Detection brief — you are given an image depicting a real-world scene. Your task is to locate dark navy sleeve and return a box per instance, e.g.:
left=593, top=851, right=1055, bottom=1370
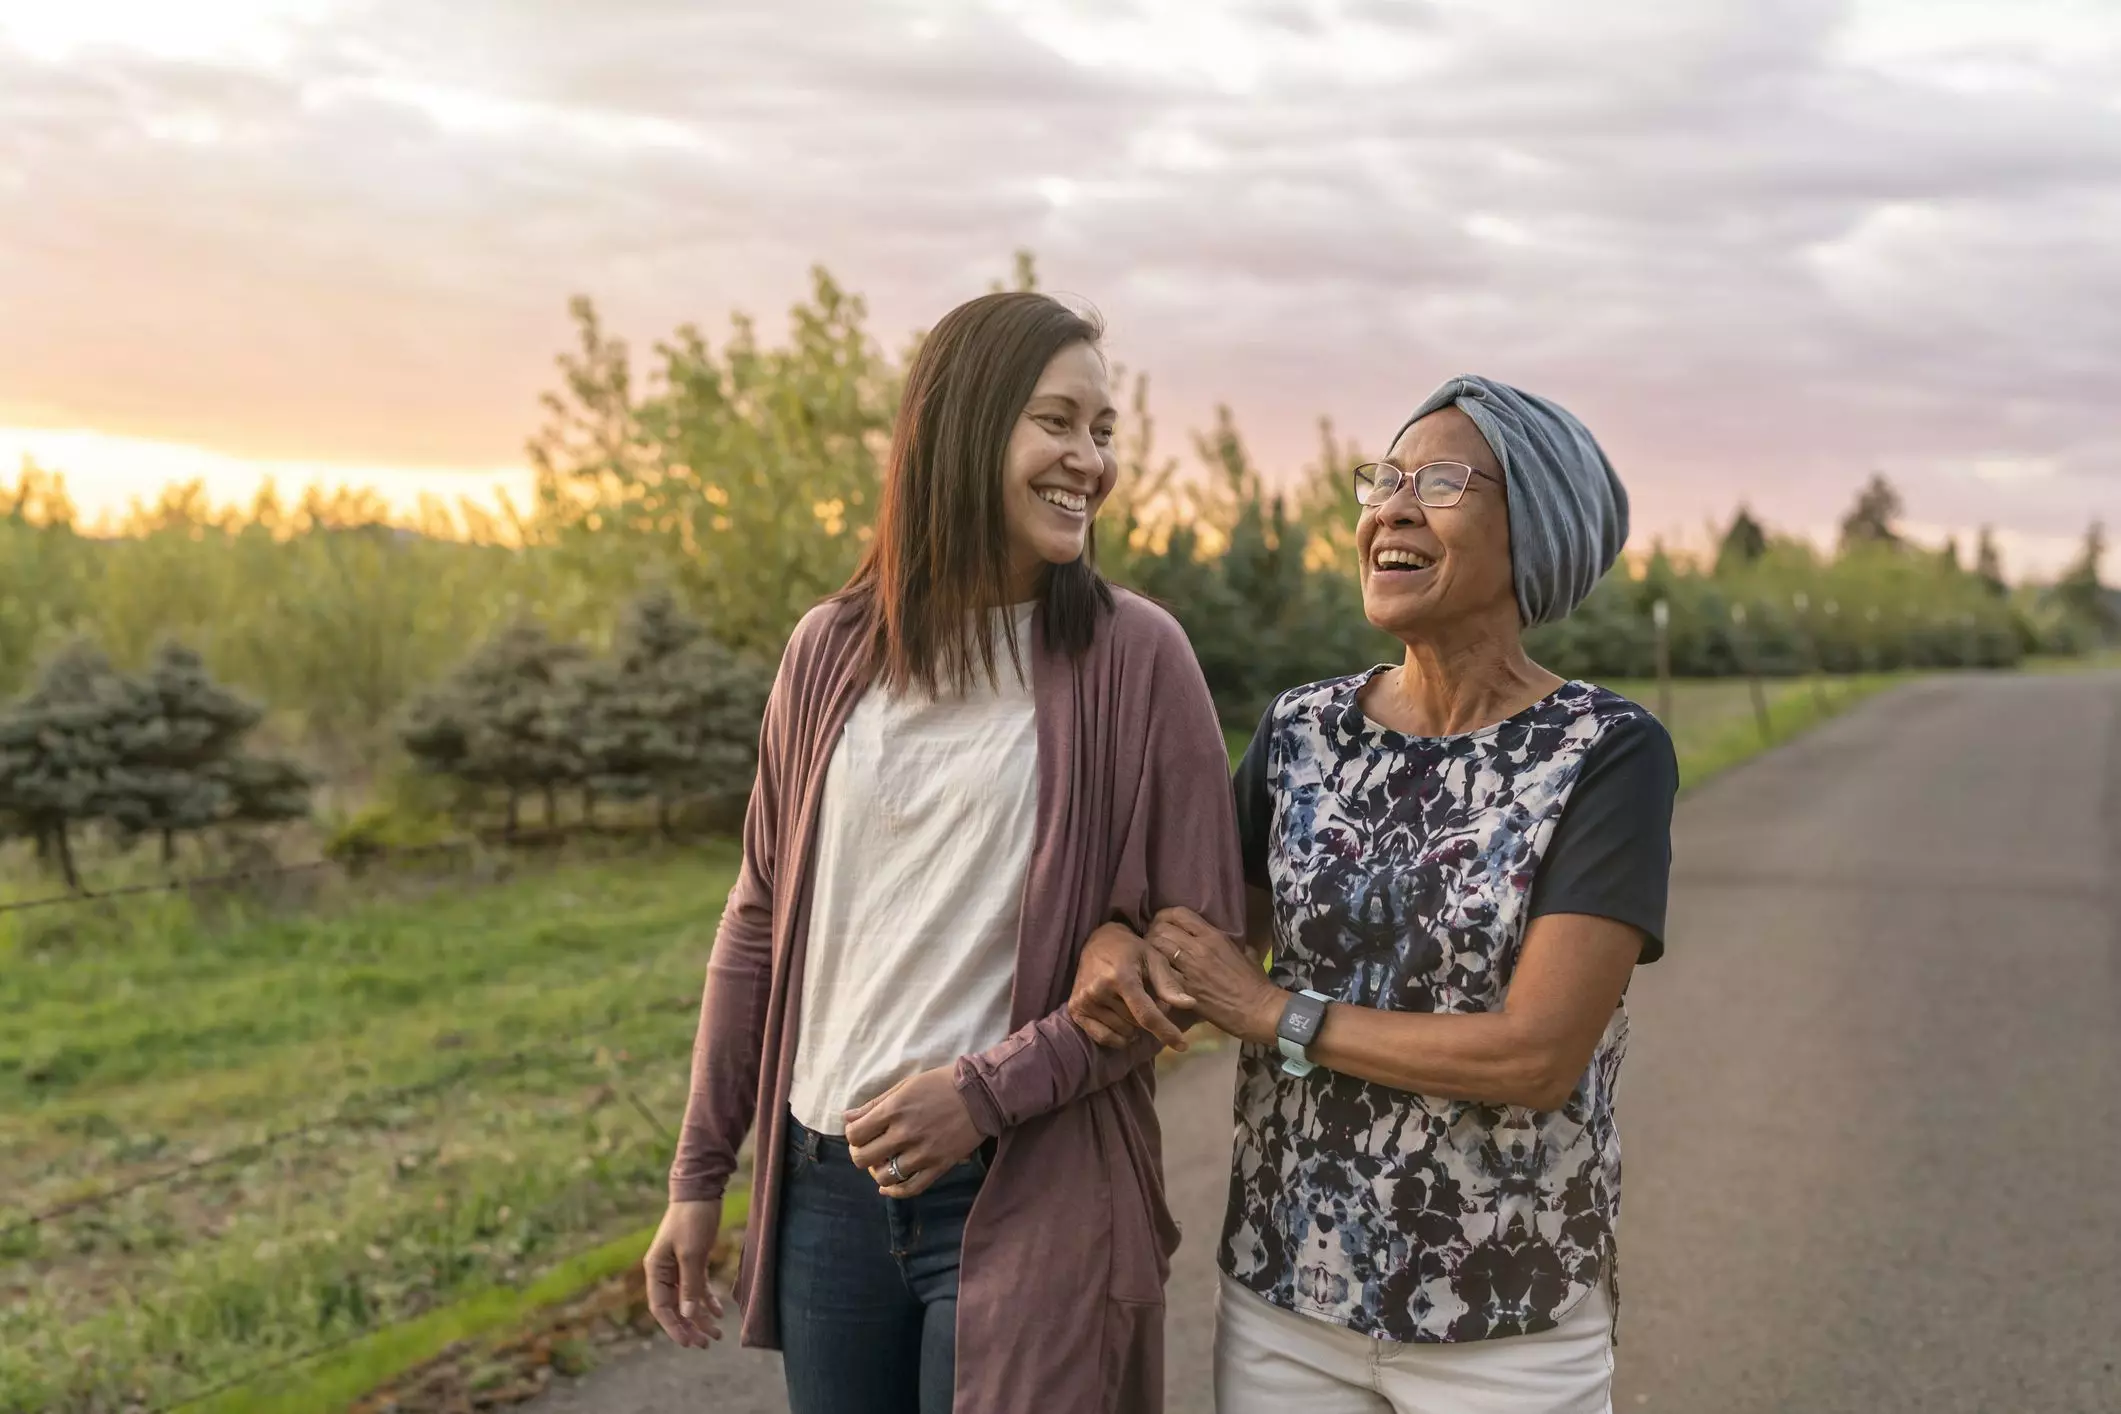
left=1527, top=711, right=1679, bottom=963
left=1232, top=703, right=1276, bottom=891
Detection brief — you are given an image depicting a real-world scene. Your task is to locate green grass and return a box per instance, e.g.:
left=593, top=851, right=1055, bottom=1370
left=1, top=844, right=742, bottom=1414
left=186, top=1187, right=753, bottom=1414
left=11, top=672, right=1902, bottom=1413
left=184, top=1222, right=659, bottom=1414
left=1227, top=673, right=1903, bottom=788
left=1594, top=673, right=1903, bottom=789
left=2022, top=646, right=2121, bottom=674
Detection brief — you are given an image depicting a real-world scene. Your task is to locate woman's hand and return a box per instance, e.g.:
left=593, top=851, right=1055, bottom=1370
left=644, top=1199, right=726, bottom=1349
left=1147, top=906, right=1287, bottom=1046
left=1068, top=921, right=1196, bottom=1050
left=845, top=1066, right=984, bottom=1198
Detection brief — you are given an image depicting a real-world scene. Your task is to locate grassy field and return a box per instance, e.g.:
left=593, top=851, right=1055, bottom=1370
left=1, top=844, right=740, bottom=1413
left=7, top=672, right=1908, bottom=1412
left=1597, top=672, right=1900, bottom=788
left=1226, top=672, right=1903, bottom=787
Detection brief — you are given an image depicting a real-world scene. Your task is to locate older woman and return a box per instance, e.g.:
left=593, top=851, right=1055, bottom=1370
left=1072, top=375, right=1676, bottom=1413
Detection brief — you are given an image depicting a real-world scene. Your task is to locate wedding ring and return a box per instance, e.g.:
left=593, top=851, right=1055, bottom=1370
left=887, top=1155, right=907, bottom=1184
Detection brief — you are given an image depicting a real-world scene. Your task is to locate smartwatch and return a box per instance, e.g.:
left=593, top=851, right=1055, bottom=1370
left=1275, top=990, right=1332, bottom=1077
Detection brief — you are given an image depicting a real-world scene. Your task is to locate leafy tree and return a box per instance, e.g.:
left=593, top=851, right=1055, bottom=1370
left=400, top=620, right=588, bottom=834
left=1095, top=371, right=1181, bottom=587
left=990, top=248, right=1039, bottom=293
left=0, top=462, right=92, bottom=700
left=1714, top=506, right=1769, bottom=576
left=528, top=270, right=900, bottom=656
left=1838, top=474, right=1905, bottom=551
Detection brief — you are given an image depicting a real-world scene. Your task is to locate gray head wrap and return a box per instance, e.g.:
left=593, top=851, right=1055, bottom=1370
left=1388, top=375, right=1628, bottom=627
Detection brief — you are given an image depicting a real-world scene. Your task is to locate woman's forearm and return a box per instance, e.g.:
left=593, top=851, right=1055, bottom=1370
left=1233, top=991, right=1579, bottom=1110
left=1230, top=890, right=1555, bottom=1106
left=670, top=934, right=773, bottom=1201
left=1226, top=911, right=1643, bottom=1112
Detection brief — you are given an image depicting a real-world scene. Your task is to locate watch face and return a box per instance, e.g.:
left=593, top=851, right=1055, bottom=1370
left=1288, top=1014, right=1315, bottom=1036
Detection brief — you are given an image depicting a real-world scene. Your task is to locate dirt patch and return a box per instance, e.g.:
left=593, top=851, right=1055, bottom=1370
left=349, top=1234, right=740, bottom=1414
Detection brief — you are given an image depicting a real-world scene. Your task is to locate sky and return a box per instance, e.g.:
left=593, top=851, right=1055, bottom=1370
left=3, top=0, right=2119, bottom=577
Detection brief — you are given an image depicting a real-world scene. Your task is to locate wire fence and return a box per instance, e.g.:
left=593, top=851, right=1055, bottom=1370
left=4, top=829, right=699, bottom=1413
left=0, top=819, right=645, bottom=917
left=1, top=1028, right=673, bottom=1240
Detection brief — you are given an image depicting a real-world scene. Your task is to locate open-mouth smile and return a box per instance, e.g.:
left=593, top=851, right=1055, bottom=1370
left=1037, top=487, right=1089, bottom=516
left=1372, top=546, right=1437, bottom=574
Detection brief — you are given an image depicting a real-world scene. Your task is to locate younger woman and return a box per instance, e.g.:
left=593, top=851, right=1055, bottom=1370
left=644, top=291, right=1244, bottom=1414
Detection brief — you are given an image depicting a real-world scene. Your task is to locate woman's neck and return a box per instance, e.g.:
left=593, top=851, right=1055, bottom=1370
left=1366, top=619, right=1563, bottom=737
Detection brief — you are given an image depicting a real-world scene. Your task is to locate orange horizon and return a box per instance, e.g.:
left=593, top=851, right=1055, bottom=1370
left=0, top=421, right=2092, bottom=584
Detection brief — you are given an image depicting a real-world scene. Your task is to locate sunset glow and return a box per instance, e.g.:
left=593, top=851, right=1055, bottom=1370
left=4, top=0, right=2117, bottom=577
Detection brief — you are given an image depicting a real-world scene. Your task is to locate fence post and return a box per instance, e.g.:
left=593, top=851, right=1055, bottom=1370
left=1823, top=598, right=1839, bottom=674
left=1652, top=598, right=1673, bottom=727
left=1794, top=592, right=1829, bottom=713
left=1731, top=602, right=1772, bottom=744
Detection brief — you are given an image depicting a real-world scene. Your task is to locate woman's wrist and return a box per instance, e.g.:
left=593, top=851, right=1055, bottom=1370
left=1242, top=986, right=1293, bottom=1049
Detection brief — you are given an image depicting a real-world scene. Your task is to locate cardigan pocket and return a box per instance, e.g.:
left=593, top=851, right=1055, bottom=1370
left=1099, top=1295, right=1166, bottom=1414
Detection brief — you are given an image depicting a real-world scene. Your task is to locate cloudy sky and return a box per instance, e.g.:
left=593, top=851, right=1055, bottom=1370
left=3, top=0, right=2119, bottom=575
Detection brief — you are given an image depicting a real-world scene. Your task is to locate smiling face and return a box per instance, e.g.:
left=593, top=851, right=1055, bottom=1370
left=1357, top=405, right=1517, bottom=637
left=1001, top=340, right=1117, bottom=596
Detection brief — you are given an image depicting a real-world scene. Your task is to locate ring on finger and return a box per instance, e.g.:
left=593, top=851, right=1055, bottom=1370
left=886, top=1155, right=908, bottom=1185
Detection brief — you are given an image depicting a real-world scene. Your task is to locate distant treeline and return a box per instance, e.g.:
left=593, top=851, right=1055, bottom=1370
left=1, top=261, right=2112, bottom=781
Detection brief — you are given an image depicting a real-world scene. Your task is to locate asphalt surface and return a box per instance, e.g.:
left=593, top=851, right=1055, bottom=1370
left=526, top=671, right=2121, bottom=1413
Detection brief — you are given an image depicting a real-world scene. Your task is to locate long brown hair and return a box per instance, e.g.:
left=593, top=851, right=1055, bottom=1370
left=842, top=291, right=1115, bottom=697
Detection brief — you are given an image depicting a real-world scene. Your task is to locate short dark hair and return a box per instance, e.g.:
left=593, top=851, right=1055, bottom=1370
left=841, top=291, right=1114, bottom=697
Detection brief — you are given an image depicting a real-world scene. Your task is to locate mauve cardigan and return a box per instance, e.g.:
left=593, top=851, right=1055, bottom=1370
left=670, top=587, right=1246, bottom=1412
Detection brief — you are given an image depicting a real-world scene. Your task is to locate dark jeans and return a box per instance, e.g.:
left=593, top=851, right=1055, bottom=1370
left=776, top=1114, right=992, bottom=1414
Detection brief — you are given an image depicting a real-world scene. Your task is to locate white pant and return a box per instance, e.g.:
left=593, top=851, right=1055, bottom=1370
left=1214, top=1274, right=1615, bottom=1414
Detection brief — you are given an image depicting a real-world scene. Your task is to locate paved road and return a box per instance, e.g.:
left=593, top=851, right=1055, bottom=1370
left=1614, top=672, right=2121, bottom=1413
left=529, top=672, right=2121, bottom=1413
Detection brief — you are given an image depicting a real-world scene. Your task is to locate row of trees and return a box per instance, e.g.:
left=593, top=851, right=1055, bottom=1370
left=397, top=591, right=768, bottom=835
left=2, top=259, right=2113, bottom=781
left=0, top=641, right=313, bottom=890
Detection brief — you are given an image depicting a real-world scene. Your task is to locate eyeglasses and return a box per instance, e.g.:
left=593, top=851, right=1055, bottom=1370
left=1351, top=460, right=1494, bottom=509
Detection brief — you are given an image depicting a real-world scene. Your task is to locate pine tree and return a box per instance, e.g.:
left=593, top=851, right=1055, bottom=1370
left=1714, top=506, right=1769, bottom=576
left=1838, top=474, right=1905, bottom=551
left=217, top=753, right=315, bottom=829
left=0, top=641, right=132, bottom=891
left=400, top=619, right=587, bottom=834
left=103, top=642, right=258, bottom=863
left=2052, top=521, right=2113, bottom=636
left=1975, top=525, right=2007, bottom=595
left=575, top=590, right=769, bottom=836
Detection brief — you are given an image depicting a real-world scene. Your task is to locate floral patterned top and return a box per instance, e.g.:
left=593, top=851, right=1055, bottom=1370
left=1219, top=670, right=1677, bottom=1344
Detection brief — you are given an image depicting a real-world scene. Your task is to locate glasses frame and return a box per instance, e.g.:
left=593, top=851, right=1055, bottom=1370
left=1351, top=459, right=1498, bottom=510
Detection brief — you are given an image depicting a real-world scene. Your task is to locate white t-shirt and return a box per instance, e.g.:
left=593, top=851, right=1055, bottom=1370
left=787, top=607, right=1040, bottom=1135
